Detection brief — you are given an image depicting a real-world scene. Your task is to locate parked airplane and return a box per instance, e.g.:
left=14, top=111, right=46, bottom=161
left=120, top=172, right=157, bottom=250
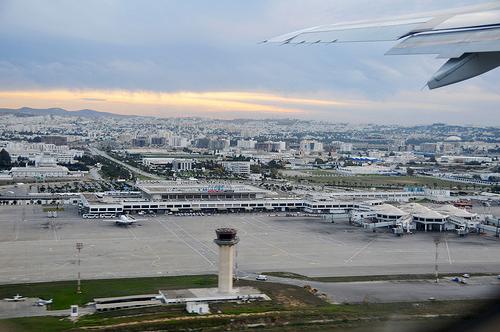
left=264, top=2, right=500, bottom=89
left=4, top=294, right=27, bottom=302
left=34, top=298, right=53, bottom=306
left=113, top=214, right=143, bottom=227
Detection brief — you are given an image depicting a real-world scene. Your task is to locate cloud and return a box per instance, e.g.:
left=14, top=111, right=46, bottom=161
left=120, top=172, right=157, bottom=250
left=0, top=0, right=496, bottom=124
left=0, top=87, right=498, bottom=125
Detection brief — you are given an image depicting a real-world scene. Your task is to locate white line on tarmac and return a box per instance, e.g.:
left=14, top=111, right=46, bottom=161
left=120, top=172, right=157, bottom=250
left=252, top=215, right=346, bottom=246
left=127, top=227, right=138, bottom=240
left=145, top=244, right=161, bottom=267
left=52, top=221, right=59, bottom=241
left=14, top=219, right=19, bottom=241
left=445, top=237, right=453, bottom=264
left=240, top=216, right=320, bottom=264
left=156, top=220, right=215, bottom=267
left=344, top=238, right=376, bottom=264
left=171, top=220, right=217, bottom=255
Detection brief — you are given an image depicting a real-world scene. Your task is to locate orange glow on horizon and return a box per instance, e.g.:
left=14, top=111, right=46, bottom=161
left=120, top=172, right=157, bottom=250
left=0, top=89, right=340, bottom=116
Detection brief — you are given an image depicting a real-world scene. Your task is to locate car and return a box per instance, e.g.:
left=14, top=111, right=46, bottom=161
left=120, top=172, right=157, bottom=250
left=451, top=277, right=460, bottom=283
left=462, top=274, right=470, bottom=279
left=497, top=275, right=500, bottom=280
left=256, top=274, right=268, bottom=281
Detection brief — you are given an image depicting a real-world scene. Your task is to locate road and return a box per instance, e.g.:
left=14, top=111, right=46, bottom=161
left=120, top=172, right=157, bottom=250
left=89, top=167, right=104, bottom=181
left=89, top=147, right=162, bottom=180
left=244, top=273, right=500, bottom=304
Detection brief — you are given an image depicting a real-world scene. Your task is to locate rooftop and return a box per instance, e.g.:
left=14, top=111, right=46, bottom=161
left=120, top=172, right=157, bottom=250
left=373, top=204, right=407, bottom=216
left=400, top=203, right=447, bottom=219
left=136, top=180, right=266, bottom=195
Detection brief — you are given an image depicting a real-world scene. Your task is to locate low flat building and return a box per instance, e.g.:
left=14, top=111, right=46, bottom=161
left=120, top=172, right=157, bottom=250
left=172, top=159, right=193, bottom=172
left=10, top=165, right=84, bottom=179
left=137, top=180, right=266, bottom=201
left=221, top=161, right=251, bottom=175
left=401, top=203, right=448, bottom=232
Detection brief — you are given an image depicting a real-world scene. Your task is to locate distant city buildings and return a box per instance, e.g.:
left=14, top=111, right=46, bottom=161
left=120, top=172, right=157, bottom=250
left=1, top=141, right=83, bottom=164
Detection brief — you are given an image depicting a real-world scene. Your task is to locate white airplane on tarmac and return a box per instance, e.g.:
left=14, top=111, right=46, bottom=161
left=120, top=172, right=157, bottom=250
left=4, top=294, right=27, bottom=302
left=34, top=298, right=53, bottom=306
left=113, top=214, right=144, bottom=227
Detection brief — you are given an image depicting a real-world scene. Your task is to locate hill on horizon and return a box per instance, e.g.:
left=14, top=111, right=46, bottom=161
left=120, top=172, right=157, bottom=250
left=0, top=107, right=129, bottom=118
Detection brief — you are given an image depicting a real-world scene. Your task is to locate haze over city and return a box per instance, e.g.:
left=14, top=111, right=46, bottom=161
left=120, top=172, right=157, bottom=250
left=1, top=0, right=499, bottom=125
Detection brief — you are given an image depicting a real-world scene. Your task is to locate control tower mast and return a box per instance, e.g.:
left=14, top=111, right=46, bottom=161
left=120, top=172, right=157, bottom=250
left=214, top=228, right=239, bottom=294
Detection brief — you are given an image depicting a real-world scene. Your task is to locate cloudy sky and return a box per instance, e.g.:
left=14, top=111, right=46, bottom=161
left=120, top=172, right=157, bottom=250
left=0, top=0, right=498, bottom=125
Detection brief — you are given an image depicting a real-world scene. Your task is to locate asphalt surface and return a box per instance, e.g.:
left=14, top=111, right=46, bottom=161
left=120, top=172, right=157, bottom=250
left=0, top=298, right=95, bottom=319
left=1, top=205, right=500, bottom=286
left=245, top=274, right=500, bottom=303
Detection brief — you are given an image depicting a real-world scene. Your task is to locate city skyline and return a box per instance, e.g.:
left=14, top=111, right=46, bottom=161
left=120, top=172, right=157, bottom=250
left=1, top=0, right=499, bottom=125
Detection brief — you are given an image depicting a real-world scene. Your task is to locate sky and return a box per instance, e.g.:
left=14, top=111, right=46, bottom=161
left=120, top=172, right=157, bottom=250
left=0, top=0, right=499, bottom=125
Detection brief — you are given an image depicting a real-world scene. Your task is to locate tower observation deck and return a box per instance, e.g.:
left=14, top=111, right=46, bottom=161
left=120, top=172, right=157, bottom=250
left=214, top=228, right=239, bottom=293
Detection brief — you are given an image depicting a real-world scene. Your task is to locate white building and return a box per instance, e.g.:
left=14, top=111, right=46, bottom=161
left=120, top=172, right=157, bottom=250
left=172, top=159, right=193, bottom=172
left=186, top=302, right=209, bottom=315
left=142, top=158, right=175, bottom=167
left=2, top=141, right=83, bottom=164
left=300, top=140, right=323, bottom=154
left=168, top=136, right=189, bottom=148
left=10, top=165, right=76, bottom=179
left=438, top=156, right=492, bottom=164
left=237, top=139, right=256, bottom=150
left=222, top=162, right=251, bottom=175
left=332, top=141, right=353, bottom=153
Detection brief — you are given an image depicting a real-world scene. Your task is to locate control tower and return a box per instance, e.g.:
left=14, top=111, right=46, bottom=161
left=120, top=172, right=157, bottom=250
left=214, top=228, right=239, bottom=294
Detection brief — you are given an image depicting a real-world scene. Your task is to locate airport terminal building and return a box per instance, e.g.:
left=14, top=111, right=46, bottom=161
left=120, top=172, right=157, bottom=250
left=77, top=180, right=482, bottom=233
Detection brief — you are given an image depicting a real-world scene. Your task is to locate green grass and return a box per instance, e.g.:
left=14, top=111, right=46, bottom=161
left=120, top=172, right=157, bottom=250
left=3, top=299, right=488, bottom=332
left=286, top=171, right=483, bottom=190
left=0, top=275, right=217, bottom=310
left=0, top=275, right=494, bottom=332
left=0, top=316, right=76, bottom=332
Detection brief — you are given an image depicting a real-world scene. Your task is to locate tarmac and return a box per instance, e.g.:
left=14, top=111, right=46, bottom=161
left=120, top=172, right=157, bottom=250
left=1, top=205, right=500, bottom=285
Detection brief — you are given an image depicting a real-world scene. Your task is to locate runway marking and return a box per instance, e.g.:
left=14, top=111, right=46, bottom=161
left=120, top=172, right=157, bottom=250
left=239, top=216, right=320, bottom=264
left=156, top=220, right=215, bottom=267
left=170, top=220, right=217, bottom=255
left=127, top=227, right=138, bottom=240
left=251, top=215, right=346, bottom=246
left=51, top=220, right=59, bottom=241
left=14, top=219, right=19, bottom=241
left=445, top=237, right=453, bottom=264
left=344, top=238, right=376, bottom=264
left=145, top=244, right=161, bottom=267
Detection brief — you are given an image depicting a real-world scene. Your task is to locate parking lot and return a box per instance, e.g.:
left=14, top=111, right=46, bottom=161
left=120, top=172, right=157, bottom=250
left=1, top=205, right=500, bottom=284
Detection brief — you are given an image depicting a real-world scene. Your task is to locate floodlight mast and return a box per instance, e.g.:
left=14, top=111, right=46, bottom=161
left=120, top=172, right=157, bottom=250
left=76, top=242, right=84, bottom=294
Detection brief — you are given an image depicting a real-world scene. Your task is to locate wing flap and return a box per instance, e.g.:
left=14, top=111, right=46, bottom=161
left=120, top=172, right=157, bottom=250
left=387, top=27, right=500, bottom=58
left=265, top=17, right=434, bottom=44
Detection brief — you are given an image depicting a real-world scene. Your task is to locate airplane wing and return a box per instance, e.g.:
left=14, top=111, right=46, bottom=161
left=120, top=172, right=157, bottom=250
left=264, top=3, right=500, bottom=89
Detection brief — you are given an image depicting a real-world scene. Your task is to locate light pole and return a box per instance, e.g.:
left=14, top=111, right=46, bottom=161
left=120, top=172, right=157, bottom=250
left=76, top=242, right=84, bottom=294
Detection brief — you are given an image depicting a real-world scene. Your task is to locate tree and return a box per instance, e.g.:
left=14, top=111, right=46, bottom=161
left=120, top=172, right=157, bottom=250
left=0, top=149, right=12, bottom=170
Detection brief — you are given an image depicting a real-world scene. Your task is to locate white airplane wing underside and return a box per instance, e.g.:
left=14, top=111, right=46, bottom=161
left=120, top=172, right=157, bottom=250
left=264, top=2, right=500, bottom=89
left=387, top=27, right=500, bottom=58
